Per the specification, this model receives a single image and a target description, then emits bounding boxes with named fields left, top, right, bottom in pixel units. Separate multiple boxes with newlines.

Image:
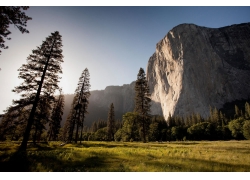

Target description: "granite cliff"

left=147, top=23, right=250, bottom=120
left=62, top=82, right=135, bottom=126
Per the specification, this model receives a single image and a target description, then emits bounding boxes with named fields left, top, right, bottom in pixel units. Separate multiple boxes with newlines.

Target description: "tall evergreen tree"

left=234, top=105, right=240, bottom=118
left=47, top=88, right=65, bottom=141
left=63, top=95, right=77, bottom=142
left=107, top=103, right=115, bottom=141
left=11, top=31, right=64, bottom=151
left=134, top=68, right=151, bottom=143
left=65, top=68, right=90, bottom=143
left=245, top=102, right=250, bottom=119
left=91, top=122, right=98, bottom=133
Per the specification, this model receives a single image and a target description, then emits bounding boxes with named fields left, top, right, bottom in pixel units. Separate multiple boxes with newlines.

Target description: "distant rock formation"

left=62, top=82, right=136, bottom=127
left=147, top=23, right=250, bottom=120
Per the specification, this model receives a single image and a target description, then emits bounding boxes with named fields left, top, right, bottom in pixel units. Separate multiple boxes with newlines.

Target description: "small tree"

left=91, top=122, right=98, bottom=133
left=107, top=103, right=115, bottom=141
left=121, top=112, right=140, bottom=142
left=134, top=68, right=151, bottom=143
left=228, top=118, right=245, bottom=140
left=243, top=120, right=250, bottom=140
left=0, top=6, right=32, bottom=54
left=47, top=89, right=65, bottom=141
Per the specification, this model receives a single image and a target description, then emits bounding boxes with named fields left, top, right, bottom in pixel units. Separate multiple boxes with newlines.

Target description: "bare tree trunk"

left=33, top=124, right=38, bottom=145
left=74, top=110, right=80, bottom=143
left=79, top=110, right=85, bottom=144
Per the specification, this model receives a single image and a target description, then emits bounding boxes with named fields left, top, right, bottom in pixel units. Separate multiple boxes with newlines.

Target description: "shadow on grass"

left=0, top=147, right=110, bottom=172
left=0, top=150, right=30, bottom=172
left=27, top=143, right=55, bottom=151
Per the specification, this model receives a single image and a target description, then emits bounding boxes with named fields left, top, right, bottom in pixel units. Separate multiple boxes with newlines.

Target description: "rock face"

left=147, top=23, right=250, bottom=120
left=62, top=82, right=135, bottom=126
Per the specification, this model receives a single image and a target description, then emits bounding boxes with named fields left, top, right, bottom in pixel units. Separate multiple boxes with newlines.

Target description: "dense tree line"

left=78, top=102, right=250, bottom=142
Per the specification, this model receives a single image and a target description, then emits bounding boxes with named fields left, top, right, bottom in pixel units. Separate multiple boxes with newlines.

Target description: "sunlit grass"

left=0, top=140, right=250, bottom=172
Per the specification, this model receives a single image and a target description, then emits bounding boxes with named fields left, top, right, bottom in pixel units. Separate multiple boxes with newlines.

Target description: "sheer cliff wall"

left=147, top=23, right=250, bottom=120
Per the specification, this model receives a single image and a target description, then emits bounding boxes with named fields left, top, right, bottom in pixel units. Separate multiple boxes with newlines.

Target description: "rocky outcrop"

left=147, top=23, right=250, bottom=120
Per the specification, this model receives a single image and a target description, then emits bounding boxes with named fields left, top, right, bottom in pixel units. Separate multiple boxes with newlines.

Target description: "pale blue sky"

left=0, top=6, right=250, bottom=113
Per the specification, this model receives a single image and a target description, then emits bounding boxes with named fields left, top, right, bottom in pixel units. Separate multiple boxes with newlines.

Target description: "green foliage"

left=214, top=125, right=231, bottom=140
left=0, top=6, right=32, bottom=54
left=119, top=112, right=140, bottom=142
left=171, top=126, right=183, bottom=141
left=243, top=120, right=250, bottom=140
left=245, top=102, right=250, bottom=119
left=92, top=122, right=98, bottom=132
left=134, top=68, right=151, bottom=143
left=94, top=127, right=108, bottom=141
left=187, top=122, right=212, bottom=140
left=149, top=122, right=159, bottom=141
left=228, top=118, right=245, bottom=140
left=234, top=105, right=241, bottom=118
left=148, top=116, right=167, bottom=141
left=107, top=103, right=115, bottom=141
left=114, top=129, right=123, bottom=141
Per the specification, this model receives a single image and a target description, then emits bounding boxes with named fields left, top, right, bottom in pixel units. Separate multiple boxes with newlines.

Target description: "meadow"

left=0, top=140, right=250, bottom=172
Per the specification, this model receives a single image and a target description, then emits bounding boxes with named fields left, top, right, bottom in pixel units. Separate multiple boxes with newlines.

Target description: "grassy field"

left=0, top=140, right=250, bottom=172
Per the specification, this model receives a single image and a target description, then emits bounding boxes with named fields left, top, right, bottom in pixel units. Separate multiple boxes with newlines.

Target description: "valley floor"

left=0, top=140, right=250, bottom=172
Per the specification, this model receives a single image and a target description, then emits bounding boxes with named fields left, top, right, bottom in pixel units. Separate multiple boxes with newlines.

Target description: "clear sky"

left=0, top=6, right=250, bottom=114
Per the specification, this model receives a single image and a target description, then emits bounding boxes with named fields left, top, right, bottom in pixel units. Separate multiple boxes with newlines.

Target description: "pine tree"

left=92, top=122, right=98, bottom=132
left=220, top=111, right=225, bottom=127
left=191, top=113, right=197, bottom=125
left=63, top=95, right=77, bottom=142
left=134, top=68, right=151, bottom=143
left=167, top=113, right=174, bottom=127
left=0, top=6, right=32, bottom=54
left=245, top=102, right=250, bottom=119
left=47, top=89, right=65, bottom=141
left=12, top=31, right=64, bottom=151
left=0, top=108, right=21, bottom=140
left=234, top=105, right=240, bottom=118
left=212, top=107, right=220, bottom=126
left=107, top=103, right=115, bottom=141
left=65, top=68, right=90, bottom=143
left=196, top=113, right=202, bottom=123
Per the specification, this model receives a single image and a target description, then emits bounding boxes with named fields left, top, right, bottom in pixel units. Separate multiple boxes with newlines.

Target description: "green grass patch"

left=0, top=140, right=250, bottom=172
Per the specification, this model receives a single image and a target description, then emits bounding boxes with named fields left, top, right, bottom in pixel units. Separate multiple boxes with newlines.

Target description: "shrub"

left=228, top=118, right=245, bottom=140
left=243, top=120, right=250, bottom=140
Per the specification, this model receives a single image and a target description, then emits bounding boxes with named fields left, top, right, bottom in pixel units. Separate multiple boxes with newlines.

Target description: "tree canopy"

left=0, top=6, right=32, bottom=54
